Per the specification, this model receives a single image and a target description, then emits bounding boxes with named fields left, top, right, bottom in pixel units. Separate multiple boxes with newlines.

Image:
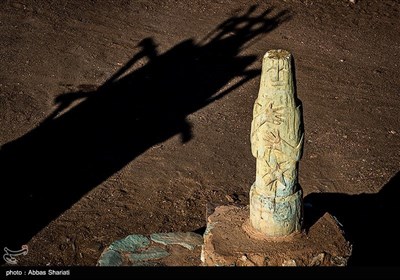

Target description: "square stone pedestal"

left=201, top=205, right=352, bottom=266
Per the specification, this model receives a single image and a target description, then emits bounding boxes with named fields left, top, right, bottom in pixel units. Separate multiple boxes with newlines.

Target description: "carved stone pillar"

left=201, top=50, right=351, bottom=266
left=249, top=49, right=304, bottom=237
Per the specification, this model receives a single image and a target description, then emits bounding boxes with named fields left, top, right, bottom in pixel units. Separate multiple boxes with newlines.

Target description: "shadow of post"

left=0, top=5, right=291, bottom=255
left=304, top=171, right=400, bottom=266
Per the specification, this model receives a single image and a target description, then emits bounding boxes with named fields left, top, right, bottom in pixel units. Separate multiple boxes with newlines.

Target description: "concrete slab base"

left=97, top=232, right=203, bottom=266
left=201, top=205, right=352, bottom=266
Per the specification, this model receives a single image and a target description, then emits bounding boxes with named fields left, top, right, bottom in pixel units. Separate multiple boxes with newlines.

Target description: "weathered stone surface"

left=201, top=205, right=352, bottom=266
left=249, top=49, right=304, bottom=237
left=98, top=232, right=203, bottom=266
left=150, top=232, right=204, bottom=250
left=108, top=234, right=149, bottom=252
left=97, top=249, right=123, bottom=266
left=129, top=247, right=170, bottom=262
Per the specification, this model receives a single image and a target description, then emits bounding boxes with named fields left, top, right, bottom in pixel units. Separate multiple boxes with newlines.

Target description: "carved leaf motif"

left=253, top=101, right=285, bottom=126
left=260, top=153, right=293, bottom=193
left=264, top=130, right=281, bottom=151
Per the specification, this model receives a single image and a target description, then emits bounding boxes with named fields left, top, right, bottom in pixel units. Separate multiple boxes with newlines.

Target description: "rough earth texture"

left=201, top=205, right=352, bottom=266
left=0, top=0, right=399, bottom=266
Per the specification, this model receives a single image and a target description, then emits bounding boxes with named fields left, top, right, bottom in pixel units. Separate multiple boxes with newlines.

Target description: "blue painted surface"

left=109, top=234, right=150, bottom=252
left=129, top=247, right=170, bottom=262
left=97, top=249, right=123, bottom=266
left=150, top=232, right=203, bottom=250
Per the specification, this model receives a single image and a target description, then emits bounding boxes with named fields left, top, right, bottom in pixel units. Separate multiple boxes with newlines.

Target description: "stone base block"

left=201, top=205, right=352, bottom=266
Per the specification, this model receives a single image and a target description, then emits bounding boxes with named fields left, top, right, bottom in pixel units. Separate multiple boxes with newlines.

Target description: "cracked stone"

left=109, top=234, right=150, bottom=252
left=129, top=247, right=170, bottom=262
left=97, top=250, right=123, bottom=266
left=150, top=232, right=203, bottom=250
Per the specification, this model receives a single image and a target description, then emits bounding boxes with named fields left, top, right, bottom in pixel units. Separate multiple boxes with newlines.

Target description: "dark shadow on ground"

left=304, top=171, right=400, bottom=266
left=0, top=5, right=291, bottom=255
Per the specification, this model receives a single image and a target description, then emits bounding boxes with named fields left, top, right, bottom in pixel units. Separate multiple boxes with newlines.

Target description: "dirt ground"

left=0, top=0, right=399, bottom=267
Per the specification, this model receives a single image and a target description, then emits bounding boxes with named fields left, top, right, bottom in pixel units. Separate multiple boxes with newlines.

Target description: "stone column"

left=249, top=49, right=304, bottom=237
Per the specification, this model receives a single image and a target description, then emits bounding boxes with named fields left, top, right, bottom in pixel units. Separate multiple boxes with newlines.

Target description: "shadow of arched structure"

left=0, top=5, right=291, bottom=256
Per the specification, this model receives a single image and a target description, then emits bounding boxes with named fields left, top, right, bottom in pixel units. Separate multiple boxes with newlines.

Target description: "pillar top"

left=264, top=49, right=291, bottom=60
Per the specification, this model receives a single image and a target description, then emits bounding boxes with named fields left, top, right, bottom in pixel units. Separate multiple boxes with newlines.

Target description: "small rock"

left=248, top=254, right=267, bottom=266
left=282, top=259, right=297, bottom=266
left=310, top=253, right=326, bottom=266
left=91, top=242, right=103, bottom=251
left=235, top=255, right=255, bottom=266
left=332, top=256, right=348, bottom=266
left=225, top=194, right=235, bottom=203
left=226, top=193, right=242, bottom=203
left=237, top=194, right=247, bottom=202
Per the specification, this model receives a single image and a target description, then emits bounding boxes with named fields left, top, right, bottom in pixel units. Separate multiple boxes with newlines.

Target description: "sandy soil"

left=0, top=0, right=399, bottom=267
